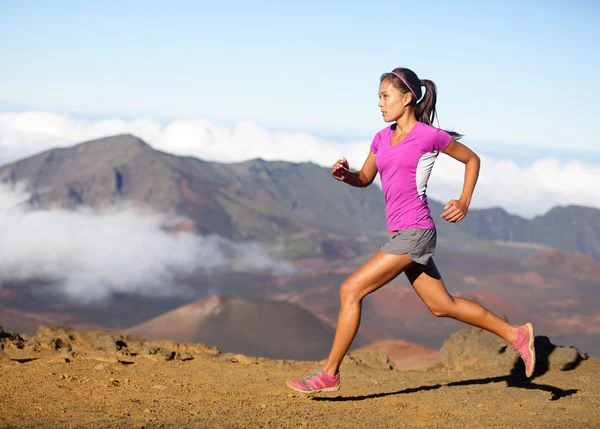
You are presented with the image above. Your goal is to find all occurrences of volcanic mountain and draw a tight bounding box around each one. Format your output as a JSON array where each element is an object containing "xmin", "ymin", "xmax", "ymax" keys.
[{"xmin": 125, "ymin": 295, "xmax": 341, "ymax": 360}]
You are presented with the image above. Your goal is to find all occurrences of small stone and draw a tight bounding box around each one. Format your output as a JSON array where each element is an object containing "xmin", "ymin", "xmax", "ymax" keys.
[
  {"xmin": 50, "ymin": 337, "xmax": 72, "ymax": 351},
  {"xmin": 115, "ymin": 340, "xmax": 127, "ymax": 350},
  {"xmin": 152, "ymin": 384, "xmax": 168, "ymax": 390},
  {"xmin": 277, "ymin": 360, "xmax": 292, "ymax": 369},
  {"xmin": 118, "ymin": 348, "xmax": 137, "ymax": 357},
  {"xmin": 176, "ymin": 352, "xmax": 194, "ymax": 361},
  {"xmin": 93, "ymin": 335, "xmax": 118, "ymax": 351},
  {"xmin": 159, "ymin": 349, "xmax": 176, "ymax": 361},
  {"xmin": 0, "ymin": 327, "xmax": 25, "ymax": 349},
  {"xmin": 143, "ymin": 344, "xmax": 160, "ymax": 355},
  {"xmin": 231, "ymin": 354, "xmax": 256, "ymax": 364}
]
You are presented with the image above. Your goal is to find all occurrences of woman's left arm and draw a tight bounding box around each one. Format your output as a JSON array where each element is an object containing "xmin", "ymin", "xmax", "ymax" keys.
[{"xmin": 439, "ymin": 140, "xmax": 480, "ymax": 223}]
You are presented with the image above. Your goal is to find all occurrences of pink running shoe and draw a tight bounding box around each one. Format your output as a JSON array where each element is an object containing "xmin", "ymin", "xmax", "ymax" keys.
[
  {"xmin": 513, "ymin": 322, "xmax": 536, "ymax": 378},
  {"xmin": 286, "ymin": 368, "xmax": 341, "ymax": 394}
]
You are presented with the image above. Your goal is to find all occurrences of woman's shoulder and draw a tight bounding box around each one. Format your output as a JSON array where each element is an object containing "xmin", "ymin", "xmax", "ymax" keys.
[
  {"xmin": 415, "ymin": 121, "xmax": 453, "ymax": 152},
  {"xmin": 415, "ymin": 121, "xmax": 443, "ymax": 135}
]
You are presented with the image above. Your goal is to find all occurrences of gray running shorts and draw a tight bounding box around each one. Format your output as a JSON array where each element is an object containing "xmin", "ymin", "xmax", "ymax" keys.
[{"xmin": 380, "ymin": 228, "xmax": 437, "ymax": 265}]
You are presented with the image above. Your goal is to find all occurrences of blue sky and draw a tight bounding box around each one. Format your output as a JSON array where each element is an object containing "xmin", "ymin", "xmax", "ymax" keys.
[{"xmin": 1, "ymin": 0, "xmax": 599, "ymax": 164}]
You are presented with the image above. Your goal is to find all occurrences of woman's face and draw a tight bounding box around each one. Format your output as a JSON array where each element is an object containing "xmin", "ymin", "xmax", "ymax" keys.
[{"xmin": 378, "ymin": 79, "xmax": 412, "ymax": 122}]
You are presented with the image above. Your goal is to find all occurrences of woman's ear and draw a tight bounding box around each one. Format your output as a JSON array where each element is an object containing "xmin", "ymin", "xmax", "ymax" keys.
[{"xmin": 402, "ymin": 92, "xmax": 413, "ymax": 107}]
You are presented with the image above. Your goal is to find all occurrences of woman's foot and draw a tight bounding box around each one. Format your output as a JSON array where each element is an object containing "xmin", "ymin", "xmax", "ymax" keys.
[
  {"xmin": 286, "ymin": 368, "xmax": 341, "ymax": 394},
  {"xmin": 512, "ymin": 323, "xmax": 536, "ymax": 377}
]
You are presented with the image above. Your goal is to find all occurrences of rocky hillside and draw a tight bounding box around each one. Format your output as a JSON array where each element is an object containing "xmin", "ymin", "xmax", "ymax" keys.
[{"xmin": 1, "ymin": 325, "xmax": 597, "ymax": 428}]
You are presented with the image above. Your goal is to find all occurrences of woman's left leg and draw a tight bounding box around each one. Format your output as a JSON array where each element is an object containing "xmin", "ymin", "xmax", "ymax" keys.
[{"xmin": 404, "ymin": 258, "xmax": 518, "ymax": 344}]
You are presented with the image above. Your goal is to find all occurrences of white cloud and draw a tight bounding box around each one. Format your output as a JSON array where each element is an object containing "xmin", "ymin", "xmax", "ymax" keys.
[
  {"xmin": 0, "ymin": 183, "xmax": 294, "ymax": 304},
  {"xmin": 0, "ymin": 111, "xmax": 370, "ymax": 170},
  {"xmin": 0, "ymin": 111, "xmax": 598, "ymax": 219},
  {"xmin": 430, "ymin": 155, "xmax": 600, "ymax": 218},
  {"xmin": 0, "ymin": 111, "xmax": 163, "ymax": 166}
]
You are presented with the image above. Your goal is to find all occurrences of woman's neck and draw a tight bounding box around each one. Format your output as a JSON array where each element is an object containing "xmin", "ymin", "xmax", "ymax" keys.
[{"xmin": 393, "ymin": 112, "xmax": 417, "ymax": 135}]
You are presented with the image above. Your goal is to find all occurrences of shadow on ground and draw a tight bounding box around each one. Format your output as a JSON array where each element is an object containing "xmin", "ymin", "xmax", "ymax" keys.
[{"xmin": 314, "ymin": 336, "xmax": 585, "ymax": 402}]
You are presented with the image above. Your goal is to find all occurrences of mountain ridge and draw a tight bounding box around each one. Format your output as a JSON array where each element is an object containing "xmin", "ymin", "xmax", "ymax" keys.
[{"xmin": 2, "ymin": 133, "xmax": 598, "ymax": 258}]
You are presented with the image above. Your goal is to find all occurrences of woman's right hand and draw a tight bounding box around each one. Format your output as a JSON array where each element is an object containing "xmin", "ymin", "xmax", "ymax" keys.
[{"xmin": 332, "ymin": 157, "xmax": 350, "ymax": 181}]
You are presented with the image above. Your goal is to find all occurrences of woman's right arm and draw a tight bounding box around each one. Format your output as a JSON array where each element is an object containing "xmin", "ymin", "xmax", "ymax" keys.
[{"xmin": 331, "ymin": 152, "xmax": 378, "ymax": 188}]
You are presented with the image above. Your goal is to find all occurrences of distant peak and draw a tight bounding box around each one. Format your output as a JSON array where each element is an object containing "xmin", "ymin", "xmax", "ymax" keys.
[
  {"xmin": 73, "ymin": 133, "xmax": 152, "ymax": 150},
  {"xmin": 101, "ymin": 133, "xmax": 149, "ymax": 144}
]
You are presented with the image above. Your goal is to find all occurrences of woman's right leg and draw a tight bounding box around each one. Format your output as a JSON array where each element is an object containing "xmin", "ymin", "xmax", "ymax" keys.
[
  {"xmin": 404, "ymin": 258, "xmax": 536, "ymax": 377},
  {"xmin": 403, "ymin": 259, "xmax": 517, "ymax": 343},
  {"xmin": 322, "ymin": 251, "xmax": 415, "ymax": 375}
]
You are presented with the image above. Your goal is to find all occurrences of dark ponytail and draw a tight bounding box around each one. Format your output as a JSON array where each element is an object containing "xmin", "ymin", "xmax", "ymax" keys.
[
  {"xmin": 380, "ymin": 68, "xmax": 462, "ymax": 140},
  {"xmin": 416, "ymin": 79, "xmax": 437, "ymax": 126}
]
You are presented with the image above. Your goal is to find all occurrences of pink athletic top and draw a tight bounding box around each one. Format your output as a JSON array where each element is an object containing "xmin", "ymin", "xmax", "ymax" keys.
[{"xmin": 370, "ymin": 121, "xmax": 452, "ymax": 232}]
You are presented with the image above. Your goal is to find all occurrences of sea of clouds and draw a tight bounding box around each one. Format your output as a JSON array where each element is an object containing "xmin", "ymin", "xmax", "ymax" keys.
[{"xmin": 0, "ymin": 181, "xmax": 294, "ymax": 304}]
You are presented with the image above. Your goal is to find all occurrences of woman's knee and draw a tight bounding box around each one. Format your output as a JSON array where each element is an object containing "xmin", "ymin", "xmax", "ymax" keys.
[
  {"xmin": 339, "ymin": 280, "xmax": 365, "ymax": 304},
  {"xmin": 429, "ymin": 306, "xmax": 450, "ymax": 317},
  {"xmin": 428, "ymin": 297, "xmax": 456, "ymax": 317}
]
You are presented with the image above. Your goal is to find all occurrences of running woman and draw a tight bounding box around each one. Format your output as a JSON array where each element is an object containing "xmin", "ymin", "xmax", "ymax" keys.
[{"xmin": 286, "ymin": 67, "xmax": 535, "ymax": 394}]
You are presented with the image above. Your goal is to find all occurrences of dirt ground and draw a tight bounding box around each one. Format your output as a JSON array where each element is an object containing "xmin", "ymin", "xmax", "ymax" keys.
[{"xmin": 1, "ymin": 328, "xmax": 599, "ymax": 429}]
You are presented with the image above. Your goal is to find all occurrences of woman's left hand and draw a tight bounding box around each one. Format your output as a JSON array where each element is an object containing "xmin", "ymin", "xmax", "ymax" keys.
[{"xmin": 440, "ymin": 199, "xmax": 469, "ymax": 223}]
